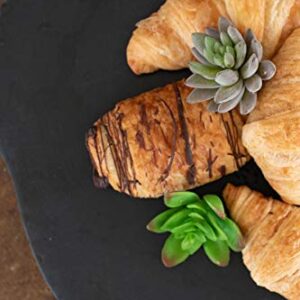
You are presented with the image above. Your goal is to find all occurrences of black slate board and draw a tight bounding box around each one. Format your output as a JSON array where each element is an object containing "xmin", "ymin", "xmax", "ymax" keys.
[{"xmin": 0, "ymin": 1, "xmax": 283, "ymax": 299}]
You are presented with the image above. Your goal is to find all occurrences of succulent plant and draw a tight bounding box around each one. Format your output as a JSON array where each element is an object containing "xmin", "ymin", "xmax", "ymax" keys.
[
  {"xmin": 147, "ymin": 191, "xmax": 244, "ymax": 268},
  {"xmin": 185, "ymin": 17, "xmax": 276, "ymax": 114}
]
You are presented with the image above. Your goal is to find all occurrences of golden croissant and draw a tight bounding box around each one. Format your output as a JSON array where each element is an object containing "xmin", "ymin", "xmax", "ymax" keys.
[
  {"xmin": 86, "ymin": 81, "xmax": 249, "ymax": 198},
  {"xmin": 243, "ymin": 28, "xmax": 300, "ymax": 205},
  {"xmin": 223, "ymin": 184, "xmax": 300, "ymax": 300},
  {"xmin": 127, "ymin": 0, "xmax": 300, "ymax": 74}
]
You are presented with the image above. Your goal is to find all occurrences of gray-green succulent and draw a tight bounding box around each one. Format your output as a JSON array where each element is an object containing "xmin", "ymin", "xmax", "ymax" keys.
[
  {"xmin": 185, "ymin": 17, "xmax": 276, "ymax": 114},
  {"xmin": 147, "ymin": 191, "xmax": 244, "ymax": 268}
]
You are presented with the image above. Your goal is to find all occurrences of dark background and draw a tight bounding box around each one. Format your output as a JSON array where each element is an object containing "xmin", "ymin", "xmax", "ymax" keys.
[{"xmin": 0, "ymin": 1, "xmax": 282, "ymax": 299}]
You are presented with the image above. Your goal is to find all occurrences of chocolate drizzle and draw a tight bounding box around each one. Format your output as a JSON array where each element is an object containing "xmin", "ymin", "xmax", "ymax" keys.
[
  {"xmin": 86, "ymin": 127, "xmax": 109, "ymax": 189},
  {"xmin": 173, "ymin": 83, "xmax": 196, "ymax": 185},
  {"xmin": 218, "ymin": 165, "xmax": 226, "ymax": 177},
  {"xmin": 206, "ymin": 148, "xmax": 218, "ymax": 178},
  {"xmin": 221, "ymin": 112, "xmax": 246, "ymax": 169},
  {"xmin": 158, "ymin": 98, "xmax": 178, "ymax": 182},
  {"xmin": 135, "ymin": 130, "xmax": 146, "ymax": 149}
]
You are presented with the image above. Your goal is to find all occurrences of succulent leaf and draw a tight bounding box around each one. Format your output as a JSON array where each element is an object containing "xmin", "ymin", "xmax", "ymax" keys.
[
  {"xmin": 186, "ymin": 74, "xmax": 220, "ymax": 89},
  {"xmin": 245, "ymin": 28, "xmax": 255, "ymax": 46},
  {"xmin": 161, "ymin": 209, "xmax": 191, "ymax": 231},
  {"xmin": 224, "ymin": 52, "xmax": 235, "ymax": 68},
  {"xmin": 147, "ymin": 208, "xmax": 180, "ymax": 233},
  {"xmin": 213, "ymin": 54, "xmax": 225, "ymax": 68},
  {"xmin": 239, "ymin": 90, "xmax": 257, "ymax": 115},
  {"xmin": 205, "ymin": 27, "xmax": 220, "ymax": 40},
  {"xmin": 258, "ymin": 60, "xmax": 277, "ymax": 80},
  {"xmin": 161, "ymin": 234, "xmax": 190, "ymax": 267},
  {"xmin": 203, "ymin": 239, "xmax": 230, "ymax": 267},
  {"xmin": 218, "ymin": 16, "xmax": 232, "ymax": 33},
  {"xmin": 218, "ymin": 86, "xmax": 245, "ymax": 113},
  {"xmin": 217, "ymin": 218, "xmax": 245, "ymax": 252},
  {"xmin": 195, "ymin": 220, "xmax": 217, "ymax": 241},
  {"xmin": 240, "ymin": 53, "xmax": 259, "ymax": 79},
  {"xmin": 234, "ymin": 41, "xmax": 247, "ymax": 69},
  {"xmin": 192, "ymin": 33, "xmax": 206, "ymax": 55},
  {"xmin": 214, "ymin": 79, "xmax": 243, "ymax": 104},
  {"xmin": 189, "ymin": 61, "xmax": 221, "ymax": 80},
  {"xmin": 203, "ymin": 195, "xmax": 226, "ymax": 219},
  {"xmin": 203, "ymin": 48, "xmax": 216, "ymax": 65},
  {"xmin": 250, "ymin": 39, "xmax": 263, "ymax": 61},
  {"xmin": 220, "ymin": 31, "xmax": 233, "ymax": 47},
  {"xmin": 207, "ymin": 100, "xmax": 219, "ymax": 112},
  {"xmin": 215, "ymin": 69, "xmax": 239, "ymax": 87},
  {"xmin": 191, "ymin": 47, "xmax": 212, "ymax": 66},
  {"xmin": 187, "ymin": 88, "xmax": 217, "ymax": 104},
  {"xmin": 227, "ymin": 26, "xmax": 244, "ymax": 44},
  {"xmin": 164, "ymin": 191, "xmax": 200, "ymax": 208},
  {"xmin": 245, "ymin": 74, "xmax": 262, "ymax": 93}
]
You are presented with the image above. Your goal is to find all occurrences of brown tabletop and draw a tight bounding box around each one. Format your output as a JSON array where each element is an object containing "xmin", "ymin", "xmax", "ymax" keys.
[{"xmin": 0, "ymin": 157, "xmax": 55, "ymax": 300}]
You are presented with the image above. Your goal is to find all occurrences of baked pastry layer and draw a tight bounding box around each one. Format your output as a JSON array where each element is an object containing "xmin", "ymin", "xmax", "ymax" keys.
[{"xmin": 87, "ymin": 80, "xmax": 249, "ymax": 198}]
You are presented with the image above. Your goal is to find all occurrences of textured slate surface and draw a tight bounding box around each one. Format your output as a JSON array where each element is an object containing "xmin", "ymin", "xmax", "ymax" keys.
[{"xmin": 0, "ymin": 1, "xmax": 283, "ymax": 299}]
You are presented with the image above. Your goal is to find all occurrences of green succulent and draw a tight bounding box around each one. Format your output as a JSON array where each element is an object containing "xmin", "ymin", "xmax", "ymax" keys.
[
  {"xmin": 185, "ymin": 16, "xmax": 276, "ymax": 114},
  {"xmin": 147, "ymin": 191, "xmax": 244, "ymax": 268}
]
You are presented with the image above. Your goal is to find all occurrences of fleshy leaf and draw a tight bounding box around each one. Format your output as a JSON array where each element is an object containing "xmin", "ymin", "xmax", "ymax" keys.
[
  {"xmin": 189, "ymin": 212, "xmax": 205, "ymax": 221},
  {"xmin": 195, "ymin": 220, "xmax": 217, "ymax": 241},
  {"xmin": 217, "ymin": 218, "xmax": 245, "ymax": 252},
  {"xmin": 240, "ymin": 53, "xmax": 259, "ymax": 79},
  {"xmin": 192, "ymin": 33, "xmax": 206, "ymax": 55},
  {"xmin": 203, "ymin": 194, "xmax": 226, "ymax": 219},
  {"xmin": 215, "ymin": 69, "xmax": 239, "ymax": 87},
  {"xmin": 245, "ymin": 28, "xmax": 255, "ymax": 46},
  {"xmin": 181, "ymin": 232, "xmax": 197, "ymax": 250},
  {"xmin": 147, "ymin": 208, "xmax": 180, "ymax": 233},
  {"xmin": 183, "ymin": 232, "xmax": 206, "ymax": 255},
  {"xmin": 207, "ymin": 100, "xmax": 219, "ymax": 113},
  {"xmin": 258, "ymin": 60, "xmax": 276, "ymax": 80},
  {"xmin": 225, "ymin": 45, "xmax": 235, "ymax": 58},
  {"xmin": 191, "ymin": 47, "xmax": 212, "ymax": 66},
  {"xmin": 214, "ymin": 40, "xmax": 222, "ymax": 53},
  {"xmin": 213, "ymin": 54, "xmax": 225, "ymax": 68},
  {"xmin": 218, "ymin": 86, "xmax": 245, "ymax": 113},
  {"xmin": 239, "ymin": 90, "xmax": 257, "ymax": 115},
  {"xmin": 189, "ymin": 61, "xmax": 221, "ymax": 80},
  {"xmin": 224, "ymin": 53, "xmax": 235, "ymax": 68},
  {"xmin": 205, "ymin": 27, "xmax": 220, "ymax": 40},
  {"xmin": 186, "ymin": 74, "xmax": 219, "ymax": 89},
  {"xmin": 203, "ymin": 48, "xmax": 216, "ymax": 65},
  {"xmin": 171, "ymin": 221, "xmax": 195, "ymax": 235},
  {"xmin": 204, "ymin": 36, "xmax": 217, "ymax": 52},
  {"xmin": 187, "ymin": 88, "xmax": 217, "ymax": 104},
  {"xmin": 164, "ymin": 191, "xmax": 200, "ymax": 208},
  {"xmin": 206, "ymin": 212, "xmax": 227, "ymax": 240},
  {"xmin": 214, "ymin": 79, "xmax": 243, "ymax": 104},
  {"xmin": 234, "ymin": 41, "xmax": 247, "ymax": 69},
  {"xmin": 186, "ymin": 202, "xmax": 207, "ymax": 215},
  {"xmin": 161, "ymin": 209, "xmax": 191, "ymax": 231},
  {"xmin": 245, "ymin": 74, "xmax": 262, "ymax": 93},
  {"xmin": 218, "ymin": 16, "xmax": 232, "ymax": 33},
  {"xmin": 227, "ymin": 26, "xmax": 244, "ymax": 44},
  {"xmin": 161, "ymin": 234, "xmax": 190, "ymax": 267},
  {"xmin": 220, "ymin": 32, "xmax": 233, "ymax": 47},
  {"xmin": 250, "ymin": 39, "xmax": 263, "ymax": 61},
  {"xmin": 203, "ymin": 239, "xmax": 230, "ymax": 267}
]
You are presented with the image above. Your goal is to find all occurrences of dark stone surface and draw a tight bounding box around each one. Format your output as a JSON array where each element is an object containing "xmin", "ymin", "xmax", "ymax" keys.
[{"xmin": 0, "ymin": 1, "xmax": 282, "ymax": 299}]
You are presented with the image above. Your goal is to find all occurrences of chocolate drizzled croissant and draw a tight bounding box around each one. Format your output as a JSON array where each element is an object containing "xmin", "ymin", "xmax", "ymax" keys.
[{"xmin": 86, "ymin": 80, "xmax": 249, "ymax": 198}]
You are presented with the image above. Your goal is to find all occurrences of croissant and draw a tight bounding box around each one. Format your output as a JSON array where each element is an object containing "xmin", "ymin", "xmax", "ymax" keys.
[
  {"xmin": 127, "ymin": 0, "xmax": 300, "ymax": 75},
  {"xmin": 86, "ymin": 80, "xmax": 249, "ymax": 198},
  {"xmin": 223, "ymin": 184, "xmax": 300, "ymax": 300},
  {"xmin": 243, "ymin": 28, "xmax": 300, "ymax": 205}
]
